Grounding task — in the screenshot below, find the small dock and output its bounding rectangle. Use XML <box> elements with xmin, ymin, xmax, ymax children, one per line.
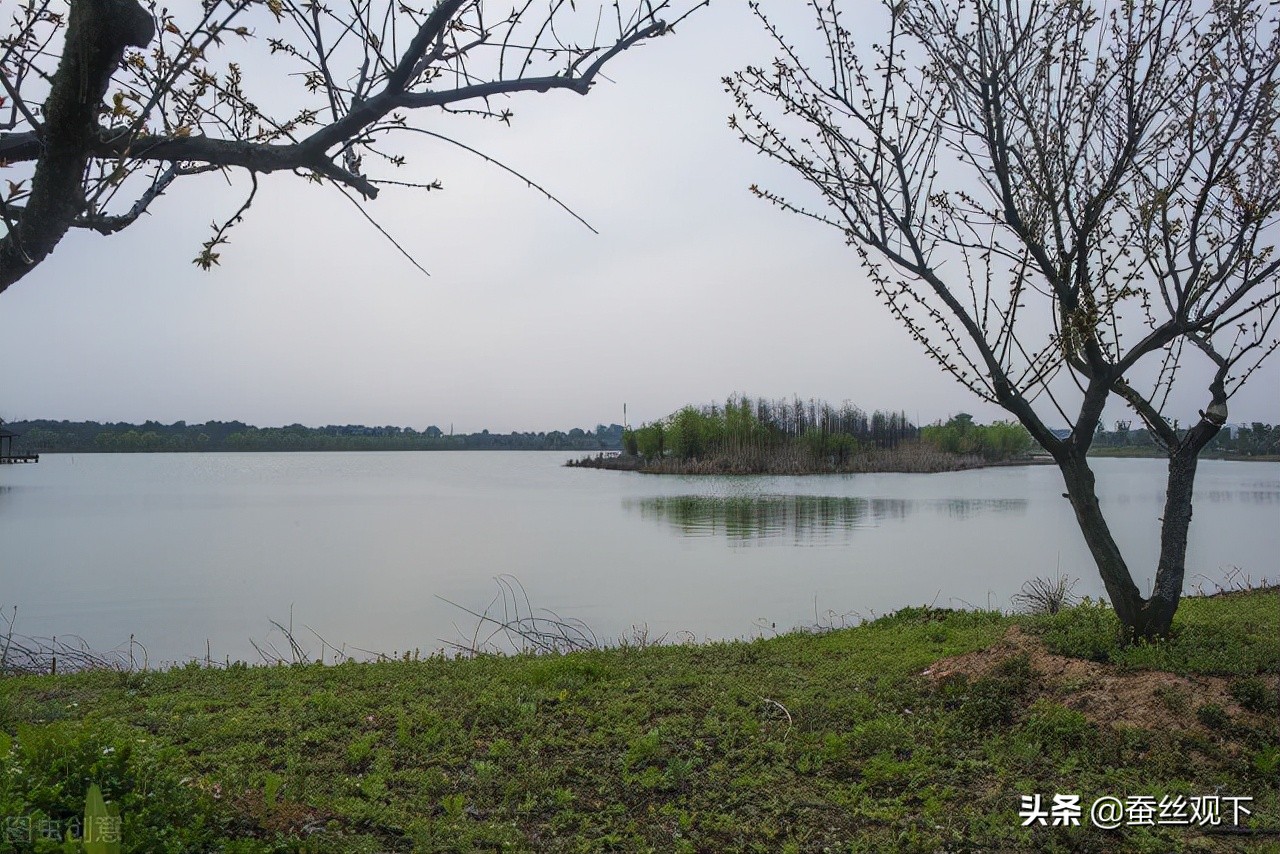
<box><xmin>0</xmin><ymin>421</ymin><xmax>37</xmax><ymax>464</ymax></box>
<box><xmin>0</xmin><ymin>453</ymin><xmax>38</xmax><ymax>464</ymax></box>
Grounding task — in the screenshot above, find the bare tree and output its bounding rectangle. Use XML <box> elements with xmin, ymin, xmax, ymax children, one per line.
<box><xmin>728</xmin><ymin>0</ymin><xmax>1280</xmax><ymax>638</ymax></box>
<box><xmin>0</xmin><ymin>0</ymin><xmax>705</xmax><ymax>291</ymax></box>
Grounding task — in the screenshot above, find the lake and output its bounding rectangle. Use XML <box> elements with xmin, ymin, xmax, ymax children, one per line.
<box><xmin>1</xmin><ymin>452</ymin><xmax>1276</xmax><ymax>664</ymax></box>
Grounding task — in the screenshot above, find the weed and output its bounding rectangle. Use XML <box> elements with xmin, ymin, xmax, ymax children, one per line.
<box><xmin>440</xmin><ymin>792</ymin><xmax>466</xmax><ymax>821</ymax></box>
<box><xmin>1229</xmin><ymin>676</ymin><xmax>1279</xmax><ymax>714</ymax></box>
<box><xmin>1012</xmin><ymin>573</ymin><xmax>1079</xmax><ymax>616</ymax></box>
<box><xmin>1022</xmin><ymin>699</ymin><xmax>1092</xmax><ymax>757</ymax></box>
<box><xmin>344</xmin><ymin>731</ymin><xmax>378</xmax><ymax>770</ymax></box>
<box><xmin>1154</xmin><ymin>684</ymin><xmax>1189</xmax><ymax>715</ymax></box>
<box><xmin>1252</xmin><ymin>745</ymin><xmax>1280</xmax><ymax>778</ymax></box>
<box><xmin>955</xmin><ymin>653</ymin><xmax>1035</xmax><ymax>731</ymax></box>
<box><xmin>1195</xmin><ymin>703</ymin><xmax>1229</xmax><ymax>730</ymax></box>
<box><xmin>622</xmin><ymin>728</ymin><xmax>663</xmax><ymax>770</ymax></box>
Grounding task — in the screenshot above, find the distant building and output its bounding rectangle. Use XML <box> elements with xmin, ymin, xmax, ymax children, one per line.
<box><xmin>0</xmin><ymin>419</ymin><xmax>38</xmax><ymax>464</ymax></box>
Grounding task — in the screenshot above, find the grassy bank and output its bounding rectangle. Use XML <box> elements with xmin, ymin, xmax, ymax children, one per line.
<box><xmin>1</xmin><ymin>590</ymin><xmax>1277</xmax><ymax>852</ymax></box>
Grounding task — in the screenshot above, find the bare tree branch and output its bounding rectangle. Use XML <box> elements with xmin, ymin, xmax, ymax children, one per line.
<box><xmin>0</xmin><ymin>0</ymin><xmax>705</xmax><ymax>293</ymax></box>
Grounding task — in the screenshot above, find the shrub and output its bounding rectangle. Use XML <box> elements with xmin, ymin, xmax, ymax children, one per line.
<box><xmin>1012</xmin><ymin>574</ymin><xmax>1079</xmax><ymax>616</ymax></box>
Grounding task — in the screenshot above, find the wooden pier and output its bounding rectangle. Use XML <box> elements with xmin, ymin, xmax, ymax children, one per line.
<box><xmin>0</xmin><ymin>421</ymin><xmax>38</xmax><ymax>464</ymax></box>
<box><xmin>0</xmin><ymin>453</ymin><xmax>38</xmax><ymax>464</ymax></box>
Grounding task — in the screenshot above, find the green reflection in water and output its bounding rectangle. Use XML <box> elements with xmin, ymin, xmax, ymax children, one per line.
<box><xmin>628</xmin><ymin>494</ymin><xmax>1027</xmax><ymax>544</ymax></box>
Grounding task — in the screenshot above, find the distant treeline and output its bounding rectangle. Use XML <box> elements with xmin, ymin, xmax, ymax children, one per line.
<box><xmin>623</xmin><ymin>395</ymin><xmax>920</xmax><ymax>466</ymax></box>
<box><xmin>919</xmin><ymin>413</ymin><xmax>1033</xmax><ymax>460</ymax></box>
<box><xmin>4</xmin><ymin>420</ymin><xmax>625</xmax><ymax>453</ymax></box>
<box><xmin>590</xmin><ymin>396</ymin><xmax>1035</xmax><ymax>475</ymax></box>
<box><xmin>1092</xmin><ymin>421</ymin><xmax>1280</xmax><ymax>457</ymax></box>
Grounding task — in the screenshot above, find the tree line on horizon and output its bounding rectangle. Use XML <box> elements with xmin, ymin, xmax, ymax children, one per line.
<box><xmin>3</xmin><ymin>420</ymin><xmax>624</xmax><ymax>454</ymax></box>
<box><xmin>1092</xmin><ymin>421</ymin><xmax>1280</xmax><ymax>458</ymax></box>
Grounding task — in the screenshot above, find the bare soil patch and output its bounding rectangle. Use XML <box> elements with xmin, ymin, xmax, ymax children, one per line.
<box><xmin>922</xmin><ymin>625</ymin><xmax>1277</xmax><ymax>735</ymax></box>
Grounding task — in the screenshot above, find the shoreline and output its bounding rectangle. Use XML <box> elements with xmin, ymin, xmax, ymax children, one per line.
<box><xmin>1087</xmin><ymin>448</ymin><xmax>1280</xmax><ymax>461</ymax></box>
<box><xmin>567</xmin><ymin>451</ymin><xmax>1056</xmax><ymax>475</ymax></box>
<box><xmin>569</xmin><ymin>450</ymin><xmax>1279</xmax><ymax>473</ymax></box>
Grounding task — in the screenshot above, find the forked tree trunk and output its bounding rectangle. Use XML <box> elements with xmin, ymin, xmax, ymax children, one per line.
<box><xmin>1055</xmin><ymin>446</ymin><xmax>1204</xmax><ymax>641</ymax></box>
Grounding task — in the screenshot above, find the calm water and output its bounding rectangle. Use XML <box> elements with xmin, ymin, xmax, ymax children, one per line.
<box><xmin>1</xmin><ymin>452</ymin><xmax>1276</xmax><ymax>663</ymax></box>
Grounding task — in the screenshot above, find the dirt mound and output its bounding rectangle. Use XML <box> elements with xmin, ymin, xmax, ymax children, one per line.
<box><xmin>921</xmin><ymin>626</ymin><xmax>1274</xmax><ymax>734</ymax></box>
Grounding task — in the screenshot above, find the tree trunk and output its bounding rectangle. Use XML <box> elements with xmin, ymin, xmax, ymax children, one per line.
<box><xmin>1057</xmin><ymin>441</ymin><xmax>1212</xmax><ymax>641</ymax></box>
<box><xmin>1131</xmin><ymin>447</ymin><xmax>1201</xmax><ymax>638</ymax></box>
<box><xmin>1055</xmin><ymin>450</ymin><xmax>1147</xmax><ymax>634</ymax></box>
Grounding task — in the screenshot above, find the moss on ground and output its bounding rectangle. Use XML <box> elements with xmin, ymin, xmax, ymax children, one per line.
<box><xmin>1</xmin><ymin>589</ymin><xmax>1276</xmax><ymax>852</ymax></box>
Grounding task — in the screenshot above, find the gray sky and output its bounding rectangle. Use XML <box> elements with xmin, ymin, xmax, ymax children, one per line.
<box><xmin>1</xmin><ymin>2</ymin><xmax>1276</xmax><ymax>433</ymax></box>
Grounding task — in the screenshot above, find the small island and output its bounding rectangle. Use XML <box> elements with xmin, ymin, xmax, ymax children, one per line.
<box><xmin>568</xmin><ymin>396</ymin><xmax>1040</xmax><ymax>475</ymax></box>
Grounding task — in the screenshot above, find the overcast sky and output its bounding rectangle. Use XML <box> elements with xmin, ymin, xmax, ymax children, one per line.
<box><xmin>1</xmin><ymin>2</ymin><xmax>1276</xmax><ymax>433</ymax></box>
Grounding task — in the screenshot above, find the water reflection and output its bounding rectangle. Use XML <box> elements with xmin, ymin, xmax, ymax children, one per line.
<box><xmin>1200</xmin><ymin>489</ymin><xmax>1279</xmax><ymax>504</ymax></box>
<box><xmin>628</xmin><ymin>494</ymin><xmax>1027</xmax><ymax>545</ymax></box>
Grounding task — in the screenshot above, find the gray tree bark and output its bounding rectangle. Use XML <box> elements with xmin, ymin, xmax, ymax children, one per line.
<box><xmin>0</xmin><ymin>1</ymin><xmax>154</xmax><ymax>292</ymax></box>
<box><xmin>1054</xmin><ymin>405</ymin><xmax>1225</xmax><ymax>640</ymax></box>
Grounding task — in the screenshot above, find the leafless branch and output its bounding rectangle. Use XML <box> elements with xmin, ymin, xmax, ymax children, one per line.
<box><xmin>0</xmin><ymin>0</ymin><xmax>705</xmax><ymax>291</ymax></box>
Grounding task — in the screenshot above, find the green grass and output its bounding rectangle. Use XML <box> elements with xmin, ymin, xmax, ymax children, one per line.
<box><xmin>1030</xmin><ymin>589</ymin><xmax>1280</xmax><ymax>674</ymax></box>
<box><xmin>1</xmin><ymin>590</ymin><xmax>1277</xmax><ymax>853</ymax></box>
